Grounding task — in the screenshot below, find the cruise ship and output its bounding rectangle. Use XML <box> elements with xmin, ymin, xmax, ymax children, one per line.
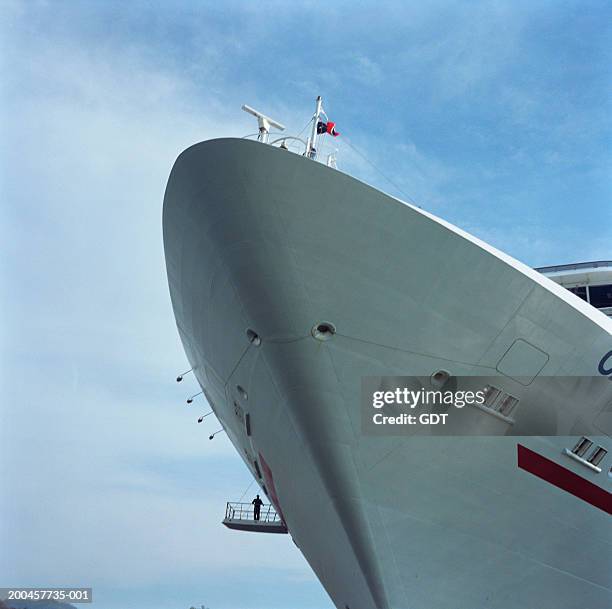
<box><xmin>163</xmin><ymin>98</ymin><xmax>612</xmax><ymax>609</ymax></box>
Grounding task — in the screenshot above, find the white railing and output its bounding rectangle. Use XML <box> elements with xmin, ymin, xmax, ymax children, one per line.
<box><xmin>224</xmin><ymin>501</ymin><xmax>283</xmax><ymax>524</ymax></box>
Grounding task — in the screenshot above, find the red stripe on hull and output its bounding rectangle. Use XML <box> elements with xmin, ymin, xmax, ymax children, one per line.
<box><xmin>517</xmin><ymin>444</ymin><xmax>611</xmax><ymax>515</ymax></box>
<box><xmin>258</xmin><ymin>452</ymin><xmax>287</xmax><ymax>524</ymax></box>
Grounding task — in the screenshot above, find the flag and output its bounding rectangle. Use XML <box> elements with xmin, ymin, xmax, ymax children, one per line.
<box><xmin>316</xmin><ymin>120</ymin><xmax>340</xmax><ymax>137</ymax></box>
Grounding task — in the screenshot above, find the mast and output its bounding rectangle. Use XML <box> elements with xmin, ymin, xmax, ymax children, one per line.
<box><xmin>307</xmin><ymin>95</ymin><xmax>323</xmax><ymax>159</ymax></box>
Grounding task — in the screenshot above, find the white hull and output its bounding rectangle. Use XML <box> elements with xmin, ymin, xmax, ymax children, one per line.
<box><xmin>163</xmin><ymin>138</ymin><xmax>612</xmax><ymax>609</ymax></box>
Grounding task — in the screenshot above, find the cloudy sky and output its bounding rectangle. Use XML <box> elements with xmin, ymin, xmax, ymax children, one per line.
<box><xmin>1</xmin><ymin>1</ymin><xmax>610</xmax><ymax>608</ymax></box>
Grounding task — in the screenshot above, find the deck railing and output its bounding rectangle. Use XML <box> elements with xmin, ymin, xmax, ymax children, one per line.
<box><xmin>536</xmin><ymin>260</ymin><xmax>612</xmax><ymax>273</ymax></box>
<box><xmin>224</xmin><ymin>501</ymin><xmax>283</xmax><ymax>524</ymax></box>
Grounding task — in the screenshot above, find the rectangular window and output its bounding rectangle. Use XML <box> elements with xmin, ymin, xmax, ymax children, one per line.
<box><xmin>571</xmin><ymin>437</ymin><xmax>593</xmax><ymax>458</ymax></box>
<box><xmin>588</xmin><ymin>284</ymin><xmax>612</xmax><ymax>309</ymax></box>
<box><xmin>587</xmin><ymin>447</ymin><xmax>607</xmax><ymax>467</ymax></box>
<box><xmin>483</xmin><ymin>386</ymin><xmax>501</xmax><ymax>408</ymax></box>
<box><xmin>497</xmin><ymin>395</ymin><xmax>519</xmax><ymax>416</ymax></box>
<box><xmin>480</xmin><ymin>385</ymin><xmax>519</xmax><ymax>418</ymax></box>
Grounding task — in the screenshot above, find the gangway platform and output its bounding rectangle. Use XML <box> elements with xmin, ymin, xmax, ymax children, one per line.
<box><xmin>222</xmin><ymin>501</ymin><xmax>288</xmax><ymax>534</ymax></box>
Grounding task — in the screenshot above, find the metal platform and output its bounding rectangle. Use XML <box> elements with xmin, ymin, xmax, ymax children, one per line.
<box><xmin>222</xmin><ymin>501</ymin><xmax>288</xmax><ymax>534</ymax></box>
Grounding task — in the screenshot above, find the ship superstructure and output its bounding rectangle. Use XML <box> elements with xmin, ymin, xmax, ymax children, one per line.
<box><xmin>163</xmin><ymin>98</ymin><xmax>612</xmax><ymax>609</ymax></box>
<box><xmin>538</xmin><ymin>261</ymin><xmax>612</xmax><ymax>317</ymax></box>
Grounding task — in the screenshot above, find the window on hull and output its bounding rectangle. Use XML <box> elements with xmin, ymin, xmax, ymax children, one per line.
<box><xmin>571</xmin><ymin>437</ymin><xmax>593</xmax><ymax>458</ymax></box>
<box><xmin>588</xmin><ymin>446</ymin><xmax>607</xmax><ymax>467</ymax></box>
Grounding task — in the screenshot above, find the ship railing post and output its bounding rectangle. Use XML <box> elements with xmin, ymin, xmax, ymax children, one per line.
<box><xmin>326</xmin><ymin>150</ymin><xmax>337</xmax><ymax>168</ymax></box>
<box><xmin>308</xmin><ymin>95</ymin><xmax>323</xmax><ymax>160</ymax></box>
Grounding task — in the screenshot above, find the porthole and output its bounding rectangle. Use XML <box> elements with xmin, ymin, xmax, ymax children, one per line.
<box><xmin>312</xmin><ymin>321</ymin><xmax>336</xmax><ymax>341</ymax></box>
<box><xmin>236</xmin><ymin>385</ymin><xmax>248</xmax><ymax>400</ymax></box>
<box><xmin>246</xmin><ymin>328</ymin><xmax>261</xmax><ymax>346</ymax></box>
<box><xmin>430</xmin><ymin>369</ymin><xmax>450</xmax><ymax>389</ymax></box>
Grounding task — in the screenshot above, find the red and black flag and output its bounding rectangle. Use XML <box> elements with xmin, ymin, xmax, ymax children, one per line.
<box><xmin>316</xmin><ymin>120</ymin><xmax>340</xmax><ymax>137</ymax></box>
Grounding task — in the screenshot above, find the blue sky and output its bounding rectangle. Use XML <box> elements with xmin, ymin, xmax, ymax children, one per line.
<box><xmin>0</xmin><ymin>1</ymin><xmax>610</xmax><ymax>609</ymax></box>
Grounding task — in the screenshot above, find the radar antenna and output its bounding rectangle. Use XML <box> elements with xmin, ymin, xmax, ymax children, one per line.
<box><xmin>241</xmin><ymin>105</ymin><xmax>285</xmax><ymax>143</ymax></box>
